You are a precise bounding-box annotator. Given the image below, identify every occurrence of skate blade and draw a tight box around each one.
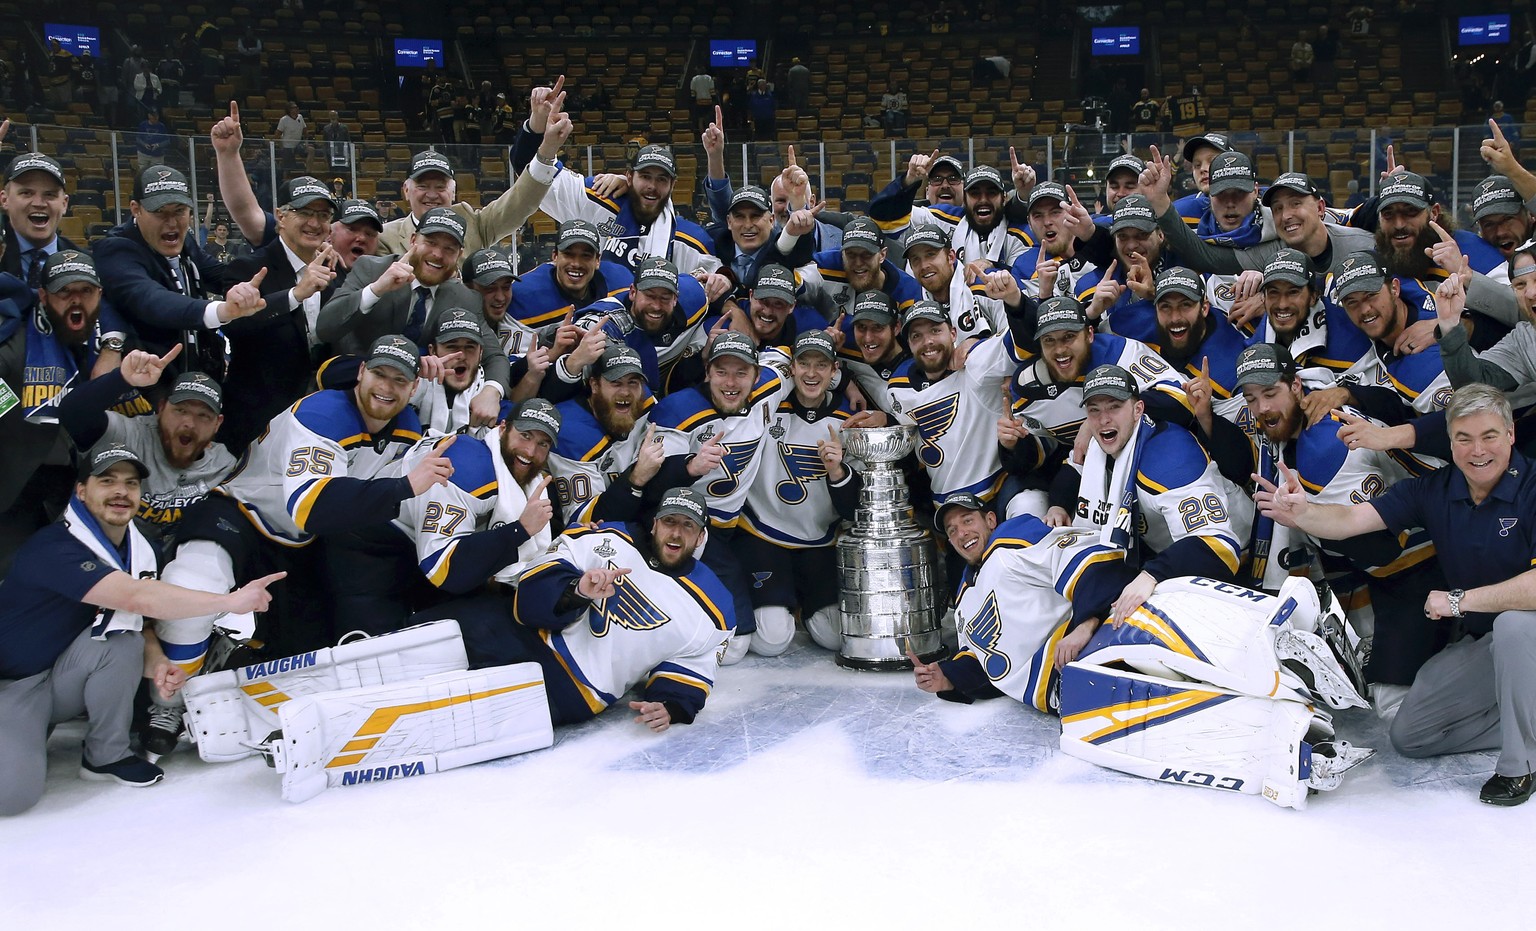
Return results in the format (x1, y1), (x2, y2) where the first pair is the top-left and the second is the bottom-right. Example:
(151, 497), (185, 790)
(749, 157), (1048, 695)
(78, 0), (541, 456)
(1276, 629), (1369, 710)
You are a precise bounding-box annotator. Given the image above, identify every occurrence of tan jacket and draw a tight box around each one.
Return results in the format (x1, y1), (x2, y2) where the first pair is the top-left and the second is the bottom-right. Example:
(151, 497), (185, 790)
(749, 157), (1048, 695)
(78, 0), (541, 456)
(378, 166), (550, 262)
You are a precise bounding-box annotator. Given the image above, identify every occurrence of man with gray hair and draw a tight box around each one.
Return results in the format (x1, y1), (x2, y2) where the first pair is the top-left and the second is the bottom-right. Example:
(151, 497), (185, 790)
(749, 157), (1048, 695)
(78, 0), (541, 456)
(1257, 382), (1536, 806)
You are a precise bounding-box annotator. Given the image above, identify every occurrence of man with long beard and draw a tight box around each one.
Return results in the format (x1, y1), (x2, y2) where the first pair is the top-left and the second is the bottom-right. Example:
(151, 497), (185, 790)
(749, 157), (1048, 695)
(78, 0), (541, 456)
(1372, 172), (1506, 285)
(548, 345), (667, 524)
(870, 160), (1032, 270)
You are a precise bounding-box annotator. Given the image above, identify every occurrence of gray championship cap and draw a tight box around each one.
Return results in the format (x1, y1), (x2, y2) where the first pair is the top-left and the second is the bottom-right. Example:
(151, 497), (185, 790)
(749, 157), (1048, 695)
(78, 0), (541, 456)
(1154, 266), (1205, 303)
(166, 371), (223, 414)
(1105, 154), (1145, 181)
(41, 250), (101, 291)
(841, 217), (885, 254)
(365, 334), (421, 378)
(1262, 248), (1314, 288)
(1262, 173), (1321, 206)
(930, 155), (965, 179)
(901, 299), (949, 333)
(1026, 181), (1070, 211)
(635, 257), (680, 293)
(416, 207), (466, 245)
(1206, 151), (1257, 196)
(707, 329), (759, 365)
(655, 486), (708, 527)
(729, 185), (771, 213)
(851, 290), (898, 325)
(430, 309), (484, 343)
(1377, 171), (1433, 211)
(1082, 363), (1138, 401)
(407, 150), (455, 180)
(1330, 252), (1388, 303)
(1181, 132), (1232, 162)
(903, 225), (951, 254)
(511, 397), (562, 440)
(753, 264), (798, 304)
(597, 344), (646, 382)
(282, 176), (337, 211)
(1472, 175), (1523, 221)
(1110, 194), (1158, 233)
(935, 492), (990, 532)
(336, 198), (384, 230)
(632, 144), (677, 177)
(465, 248), (517, 286)
(1035, 296), (1090, 336)
(1233, 343), (1298, 389)
(964, 165), (1005, 192)
(80, 442), (150, 481)
(556, 219), (602, 252)
(792, 329), (837, 360)
(6, 151), (66, 186)
(135, 165), (195, 211)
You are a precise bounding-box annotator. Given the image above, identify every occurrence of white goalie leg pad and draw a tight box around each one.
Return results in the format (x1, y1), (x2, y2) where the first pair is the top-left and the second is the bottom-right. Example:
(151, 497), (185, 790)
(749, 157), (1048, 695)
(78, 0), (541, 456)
(750, 607), (796, 657)
(267, 662), (553, 804)
(157, 540), (239, 675)
(805, 607), (842, 652)
(182, 620), (469, 763)
(1058, 660), (1360, 810)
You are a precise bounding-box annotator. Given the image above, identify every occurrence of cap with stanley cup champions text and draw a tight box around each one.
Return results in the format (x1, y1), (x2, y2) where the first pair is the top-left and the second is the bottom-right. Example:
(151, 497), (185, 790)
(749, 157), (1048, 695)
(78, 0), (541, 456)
(635, 257), (680, 293)
(79, 442), (150, 481)
(840, 217), (885, 254)
(1035, 296), (1090, 336)
(1026, 181), (1070, 211)
(1262, 173), (1321, 206)
(1206, 151), (1257, 196)
(429, 309), (484, 343)
(407, 150), (455, 181)
(510, 397), (562, 440)
(1082, 363), (1138, 401)
(655, 486), (708, 527)
(1110, 194), (1158, 233)
(1262, 247), (1315, 288)
(465, 248), (517, 286)
(365, 334), (421, 378)
(282, 176), (336, 212)
(707, 329), (759, 365)
(6, 151), (66, 186)
(416, 207), (466, 245)
(135, 165), (194, 212)
(336, 198), (383, 230)
(1181, 132), (1232, 162)
(851, 290), (898, 324)
(792, 329), (837, 360)
(166, 371), (223, 414)
(1377, 171), (1433, 211)
(557, 218), (602, 253)
(1471, 175), (1523, 222)
(632, 144), (677, 177)
(752, 264), (797, 304)
(935, 492), (991, 532)
(729, 185), (772, 213)
(597, 344), (647, 382)
(903, 225), (951, 254)
(902, 299), (950, 333)
(1330, 251), (1388, 303)
(1154, 266), (1205, 303)
(42, 250), (101, 291)
(1105, 154), (1145, 181)
(964, 165), (1005, 192)
(1233, 343), (1298, 389)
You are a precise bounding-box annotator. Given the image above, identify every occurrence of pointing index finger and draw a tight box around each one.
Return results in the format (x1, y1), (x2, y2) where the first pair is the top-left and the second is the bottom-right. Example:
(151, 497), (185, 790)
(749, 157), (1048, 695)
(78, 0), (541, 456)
(1429, 220), (1454, 245)
(714, 104), (723, 126)
(786, 144), (796, 167)
(436, 434), (458, 454)
(230, 101), (240, 122)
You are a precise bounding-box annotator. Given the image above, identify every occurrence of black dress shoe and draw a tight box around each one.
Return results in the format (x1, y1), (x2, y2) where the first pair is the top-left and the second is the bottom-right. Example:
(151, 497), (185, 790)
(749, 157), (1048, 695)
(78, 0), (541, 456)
(1479, 772), (1534, 806)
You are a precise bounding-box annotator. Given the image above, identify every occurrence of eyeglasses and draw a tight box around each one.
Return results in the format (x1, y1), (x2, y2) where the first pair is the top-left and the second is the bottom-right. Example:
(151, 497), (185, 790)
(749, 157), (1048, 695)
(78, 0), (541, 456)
(288, 207), (335, 222)
(929, 175), (963, 186)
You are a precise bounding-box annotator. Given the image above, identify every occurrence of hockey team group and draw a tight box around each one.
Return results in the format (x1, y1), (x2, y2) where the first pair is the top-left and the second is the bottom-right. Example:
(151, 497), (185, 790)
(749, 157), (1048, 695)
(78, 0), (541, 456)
(3, 80), (1535, 815)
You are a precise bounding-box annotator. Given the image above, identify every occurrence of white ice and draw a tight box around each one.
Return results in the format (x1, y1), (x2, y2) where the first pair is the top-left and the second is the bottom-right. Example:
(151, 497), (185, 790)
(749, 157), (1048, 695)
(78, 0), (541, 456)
(4, 637), (1531, 927)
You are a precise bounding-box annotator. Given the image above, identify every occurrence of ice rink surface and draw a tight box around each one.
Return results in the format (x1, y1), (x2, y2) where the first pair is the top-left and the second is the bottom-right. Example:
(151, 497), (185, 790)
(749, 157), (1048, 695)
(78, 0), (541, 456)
(5, 636), (1532, 928)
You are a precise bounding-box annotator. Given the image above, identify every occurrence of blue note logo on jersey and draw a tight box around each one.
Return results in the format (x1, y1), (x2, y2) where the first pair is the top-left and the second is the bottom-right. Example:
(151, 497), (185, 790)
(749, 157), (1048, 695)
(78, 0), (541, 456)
(909, 393), (962, 469)
(590, 562), (671, 636)
(965, 591), (1011, 680)
(774, 442), (828, 504)
(704, 441), (760, 498)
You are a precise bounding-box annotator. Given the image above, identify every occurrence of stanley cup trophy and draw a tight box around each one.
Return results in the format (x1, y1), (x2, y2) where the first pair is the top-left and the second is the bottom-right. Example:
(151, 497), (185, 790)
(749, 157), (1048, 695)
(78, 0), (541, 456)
(836, 425), (944, 670)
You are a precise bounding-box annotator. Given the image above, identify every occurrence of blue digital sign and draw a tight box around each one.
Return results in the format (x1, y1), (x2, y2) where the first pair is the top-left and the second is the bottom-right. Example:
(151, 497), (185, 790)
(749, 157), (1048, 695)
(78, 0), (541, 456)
(1091, 27), (1141, 56)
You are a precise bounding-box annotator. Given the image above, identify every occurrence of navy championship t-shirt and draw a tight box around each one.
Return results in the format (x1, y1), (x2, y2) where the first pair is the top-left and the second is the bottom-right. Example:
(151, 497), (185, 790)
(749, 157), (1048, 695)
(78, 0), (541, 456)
(0, 524), (124, 679)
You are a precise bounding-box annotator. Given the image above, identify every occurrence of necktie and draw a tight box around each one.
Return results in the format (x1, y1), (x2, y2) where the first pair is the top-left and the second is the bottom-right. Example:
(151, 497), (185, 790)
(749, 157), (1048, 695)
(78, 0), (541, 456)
(403, 287), (429, 344)
(733, 253), (753, 282)
(24, 249), (44, 288)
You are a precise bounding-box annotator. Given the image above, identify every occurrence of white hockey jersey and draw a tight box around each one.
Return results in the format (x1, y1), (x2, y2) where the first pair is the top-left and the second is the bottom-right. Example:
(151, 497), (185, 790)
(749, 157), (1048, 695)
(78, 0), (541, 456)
(952, 517), (1127, 711)
(514, 524), (735, 718)
(216, 390), (423, 546)
(1011, 332), (1188, 446)
(741, 396), (856, 547)
(547, 394), (655, 524)
(889, 332), (1028, 505)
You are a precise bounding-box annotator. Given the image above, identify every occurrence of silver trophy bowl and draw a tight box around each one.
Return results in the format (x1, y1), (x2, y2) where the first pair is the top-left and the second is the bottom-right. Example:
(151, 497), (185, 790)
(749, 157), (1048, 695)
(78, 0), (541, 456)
(835, 425), (944, 670)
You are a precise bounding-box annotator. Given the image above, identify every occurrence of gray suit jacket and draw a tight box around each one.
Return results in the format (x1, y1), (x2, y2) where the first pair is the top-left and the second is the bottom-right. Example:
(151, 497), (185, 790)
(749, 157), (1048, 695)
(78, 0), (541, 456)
(317, 255), (512, 391)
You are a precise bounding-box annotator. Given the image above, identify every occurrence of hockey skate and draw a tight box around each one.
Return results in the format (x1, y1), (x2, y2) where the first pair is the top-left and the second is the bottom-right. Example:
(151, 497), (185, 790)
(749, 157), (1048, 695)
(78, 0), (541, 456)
(1273, 628), (1369, 710)
(1313, 582), (1370, 700)
(1306, 740), (1375, 792)
(139, 703), (184, 761)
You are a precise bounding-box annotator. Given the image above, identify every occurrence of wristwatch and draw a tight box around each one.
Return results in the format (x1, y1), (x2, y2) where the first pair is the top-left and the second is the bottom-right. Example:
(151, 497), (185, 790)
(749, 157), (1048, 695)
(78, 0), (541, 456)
(1447, 589), (1465, 618)
(100, 336), (126, 353)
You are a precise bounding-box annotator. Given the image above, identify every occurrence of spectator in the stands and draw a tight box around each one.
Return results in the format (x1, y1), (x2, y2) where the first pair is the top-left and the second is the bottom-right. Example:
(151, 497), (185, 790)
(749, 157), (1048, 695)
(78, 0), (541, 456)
(882, 84), (909, 136)
(749, 79), (777, 141)
(276, 102), (307, 174)
(135, 110), (172, 173)
(236, 27), (263, 94)
(132, 62), (162, 118)
(1290, 32), (1315, 82)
